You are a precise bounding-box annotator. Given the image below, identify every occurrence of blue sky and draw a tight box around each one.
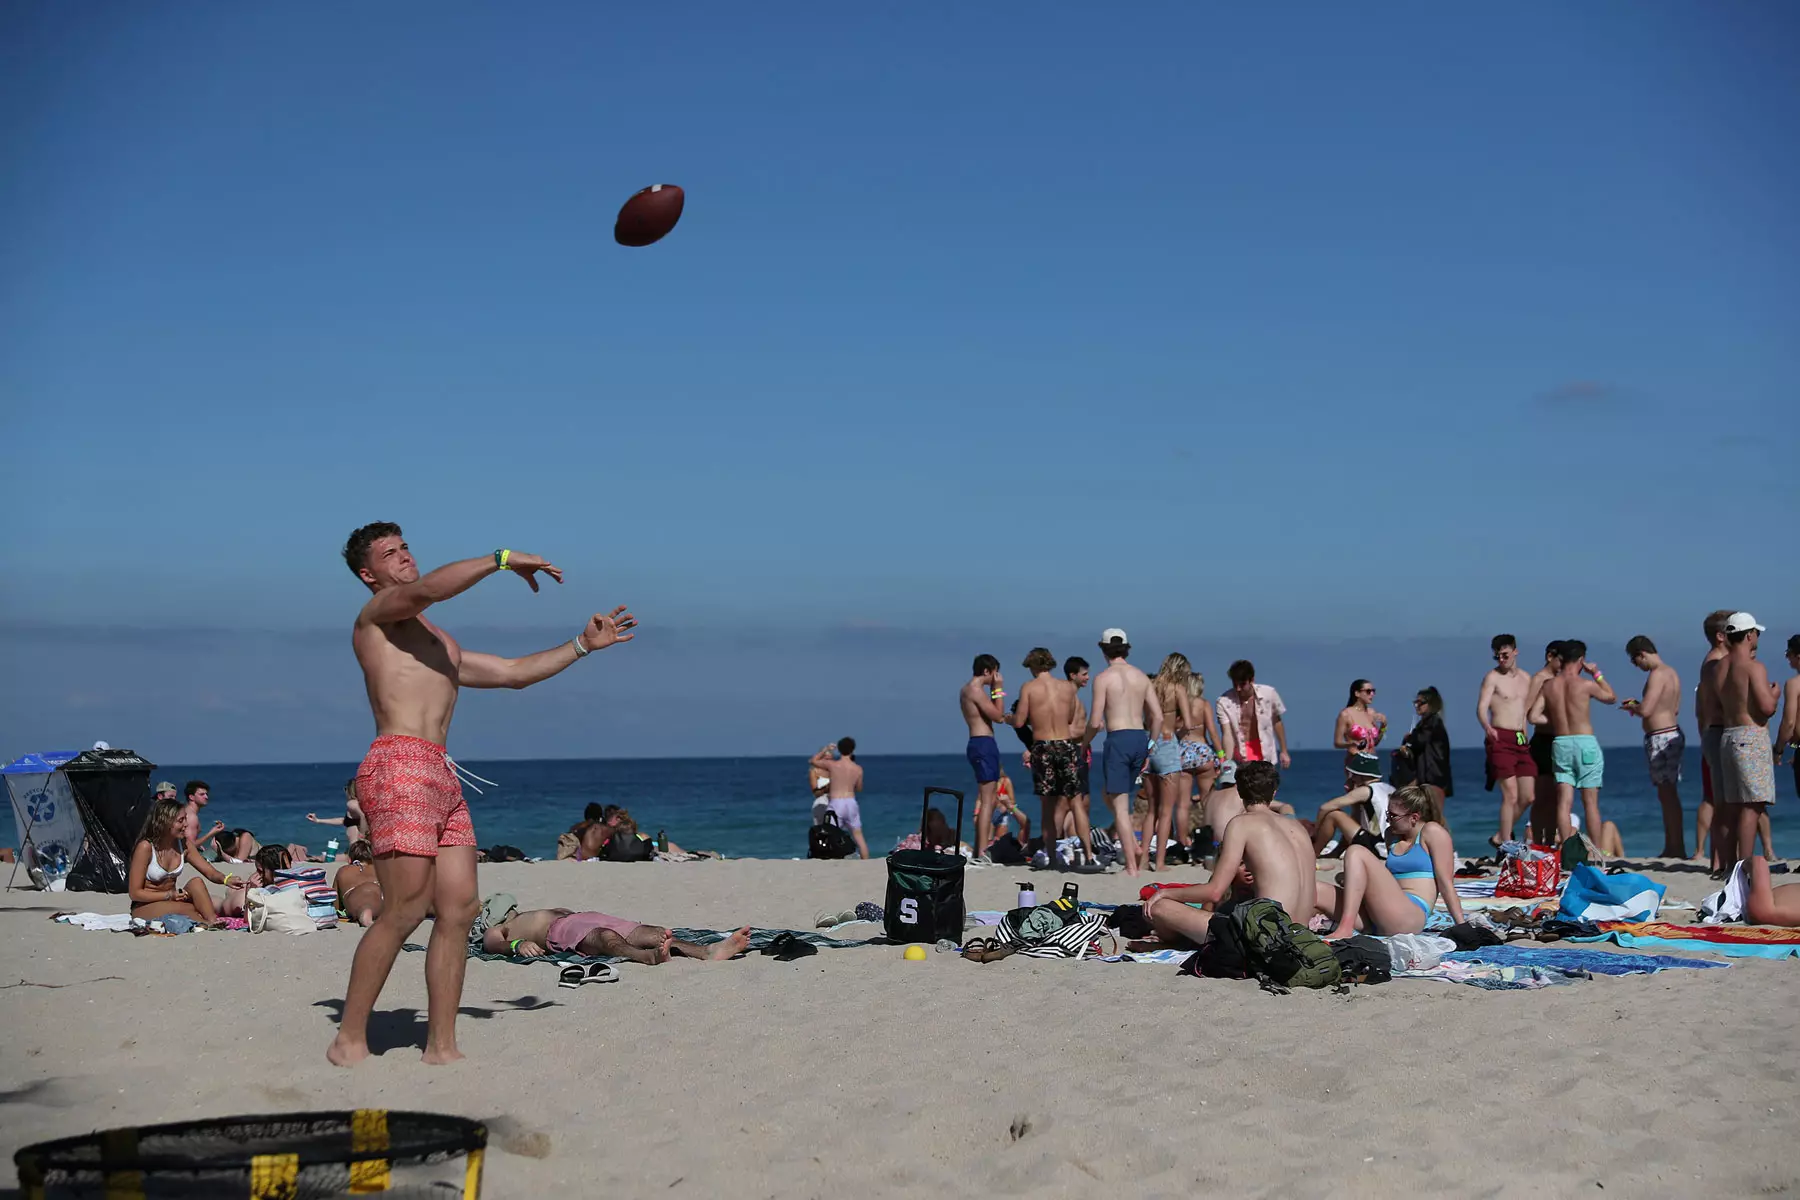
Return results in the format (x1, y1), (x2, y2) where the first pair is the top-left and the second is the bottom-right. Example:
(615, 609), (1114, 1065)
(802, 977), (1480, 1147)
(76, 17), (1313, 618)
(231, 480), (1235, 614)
(3, 3), (1796, 761)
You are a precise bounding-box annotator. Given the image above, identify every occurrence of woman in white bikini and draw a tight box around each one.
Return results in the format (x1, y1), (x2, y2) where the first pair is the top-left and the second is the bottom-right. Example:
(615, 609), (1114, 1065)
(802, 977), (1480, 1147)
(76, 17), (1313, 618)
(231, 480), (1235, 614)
(127, 798), (225, 925)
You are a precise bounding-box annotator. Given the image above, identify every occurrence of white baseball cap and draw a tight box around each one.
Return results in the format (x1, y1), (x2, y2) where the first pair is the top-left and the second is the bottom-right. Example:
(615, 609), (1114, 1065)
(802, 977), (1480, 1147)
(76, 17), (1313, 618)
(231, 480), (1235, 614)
(1724, 612), (1766, 634)
(1099, 627), (1129, 646)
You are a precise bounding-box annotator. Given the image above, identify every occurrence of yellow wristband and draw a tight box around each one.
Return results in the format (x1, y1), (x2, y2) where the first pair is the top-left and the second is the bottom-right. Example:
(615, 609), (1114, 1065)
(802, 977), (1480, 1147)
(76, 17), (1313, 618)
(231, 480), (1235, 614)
(496, 549), (511, 571)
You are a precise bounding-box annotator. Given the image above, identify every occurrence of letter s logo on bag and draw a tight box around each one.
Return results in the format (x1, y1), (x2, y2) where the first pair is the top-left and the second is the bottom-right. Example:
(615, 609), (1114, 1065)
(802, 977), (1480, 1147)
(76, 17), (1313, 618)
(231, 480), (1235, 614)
(899, 897), (919, 924)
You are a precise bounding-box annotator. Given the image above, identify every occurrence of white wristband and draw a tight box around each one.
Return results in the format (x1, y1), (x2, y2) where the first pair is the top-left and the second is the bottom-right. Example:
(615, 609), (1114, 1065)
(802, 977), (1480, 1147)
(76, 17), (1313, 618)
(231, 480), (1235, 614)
(571, 635), (589, 659)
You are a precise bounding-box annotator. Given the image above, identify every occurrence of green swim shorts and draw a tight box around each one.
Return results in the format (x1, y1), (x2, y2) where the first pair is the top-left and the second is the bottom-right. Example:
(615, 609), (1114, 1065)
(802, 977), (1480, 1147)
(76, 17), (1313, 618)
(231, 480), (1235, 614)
(1551, 734), (1604, 789)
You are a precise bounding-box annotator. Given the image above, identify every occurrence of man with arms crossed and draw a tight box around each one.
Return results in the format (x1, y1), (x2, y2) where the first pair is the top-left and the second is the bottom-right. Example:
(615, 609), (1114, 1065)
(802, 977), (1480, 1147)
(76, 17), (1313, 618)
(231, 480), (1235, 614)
(1015, 648), (1091, 867)
(328, 523), (636, 1067)
(1530, 639), (1616, 846)
(1620, 636), (1688, 858)
(960, 655), (1013, 862)
(1705, 613), (1779, 869)
(1142, 763), (1317, 944)
(1477, 634), (1535, 847)
(1085, 629), (1162, 877)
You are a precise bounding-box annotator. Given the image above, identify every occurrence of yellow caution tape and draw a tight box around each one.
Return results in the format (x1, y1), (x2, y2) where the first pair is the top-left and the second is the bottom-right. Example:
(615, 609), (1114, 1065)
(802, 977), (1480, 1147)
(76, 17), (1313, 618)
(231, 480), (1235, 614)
(349, 1108), (392, 1193)
(248, 1152), (299, 1200)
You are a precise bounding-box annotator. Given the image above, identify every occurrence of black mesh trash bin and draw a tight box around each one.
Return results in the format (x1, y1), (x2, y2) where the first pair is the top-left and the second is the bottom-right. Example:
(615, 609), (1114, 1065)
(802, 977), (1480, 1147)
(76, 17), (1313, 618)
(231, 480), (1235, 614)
(14, 1109), (486, 1199)
(884, 787), (967, 943)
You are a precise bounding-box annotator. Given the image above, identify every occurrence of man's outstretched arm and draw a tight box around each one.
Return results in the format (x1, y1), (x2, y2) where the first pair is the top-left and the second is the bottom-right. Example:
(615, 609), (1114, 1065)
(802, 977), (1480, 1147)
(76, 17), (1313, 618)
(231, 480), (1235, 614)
(359, 551), (563, 627)
(461, 607), (637, 690)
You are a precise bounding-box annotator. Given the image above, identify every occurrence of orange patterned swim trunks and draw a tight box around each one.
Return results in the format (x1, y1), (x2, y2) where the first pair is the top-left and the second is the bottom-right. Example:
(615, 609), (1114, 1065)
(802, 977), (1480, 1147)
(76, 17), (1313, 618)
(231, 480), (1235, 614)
(355, 734), (476, 857)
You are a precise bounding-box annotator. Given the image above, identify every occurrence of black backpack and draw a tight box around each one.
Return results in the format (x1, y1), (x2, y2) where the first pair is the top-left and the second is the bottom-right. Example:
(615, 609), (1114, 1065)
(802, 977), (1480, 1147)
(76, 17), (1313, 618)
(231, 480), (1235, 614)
(808, 812), (857, 860)
(604, 832), (655, 862)
(1331, 934), (1392, 984)
(884, 788), (967, 943)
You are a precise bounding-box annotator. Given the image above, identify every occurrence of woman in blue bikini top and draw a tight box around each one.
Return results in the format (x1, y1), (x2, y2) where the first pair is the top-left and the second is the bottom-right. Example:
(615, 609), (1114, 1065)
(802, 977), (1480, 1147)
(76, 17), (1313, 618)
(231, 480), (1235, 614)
(1321, 784), (1466, 941)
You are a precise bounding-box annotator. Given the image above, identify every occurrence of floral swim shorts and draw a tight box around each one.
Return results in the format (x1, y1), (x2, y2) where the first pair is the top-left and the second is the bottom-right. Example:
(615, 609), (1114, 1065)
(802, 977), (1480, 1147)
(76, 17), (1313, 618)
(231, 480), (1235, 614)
(355, 734), (476, 857)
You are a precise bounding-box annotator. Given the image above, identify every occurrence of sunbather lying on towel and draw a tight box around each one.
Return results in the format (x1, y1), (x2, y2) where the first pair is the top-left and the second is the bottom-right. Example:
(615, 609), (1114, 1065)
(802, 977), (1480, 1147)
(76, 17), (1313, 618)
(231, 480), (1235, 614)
(1746, 857), (1800, 926)
(480, 908), (751, 964)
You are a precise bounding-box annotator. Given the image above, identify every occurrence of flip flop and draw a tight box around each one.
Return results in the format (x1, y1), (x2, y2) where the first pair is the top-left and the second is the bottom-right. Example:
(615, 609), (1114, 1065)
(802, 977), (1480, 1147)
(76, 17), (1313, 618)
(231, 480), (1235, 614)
(557, 965), (585, 989)
(760, 932), (819, 962)
(960, 937), (994, 962)
(582, 963), (620, 984)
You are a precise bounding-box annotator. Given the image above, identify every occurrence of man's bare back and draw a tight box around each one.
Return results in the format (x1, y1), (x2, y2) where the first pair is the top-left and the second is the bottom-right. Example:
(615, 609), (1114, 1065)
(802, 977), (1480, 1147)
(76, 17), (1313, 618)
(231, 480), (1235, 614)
(1714, 650), (1775, 729)
(1480, 666), (1529, 731)
(1017, 674), (1076, 741)
(823, 755), (862, 800)
(1092, 661), (1157, 735)
(1542, 671), (1601, 736)
(1213, 809), (1308, 920)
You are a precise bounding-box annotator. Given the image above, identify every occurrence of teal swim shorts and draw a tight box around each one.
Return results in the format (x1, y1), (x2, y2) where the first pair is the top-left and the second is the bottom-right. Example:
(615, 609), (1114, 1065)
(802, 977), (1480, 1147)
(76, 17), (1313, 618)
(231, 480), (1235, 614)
(1551, 734), (1604, 789)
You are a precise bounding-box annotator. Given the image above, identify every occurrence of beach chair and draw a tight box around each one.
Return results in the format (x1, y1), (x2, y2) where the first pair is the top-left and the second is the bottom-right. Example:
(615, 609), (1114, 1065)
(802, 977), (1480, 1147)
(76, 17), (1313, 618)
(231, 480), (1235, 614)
(884, 787), (966, 944)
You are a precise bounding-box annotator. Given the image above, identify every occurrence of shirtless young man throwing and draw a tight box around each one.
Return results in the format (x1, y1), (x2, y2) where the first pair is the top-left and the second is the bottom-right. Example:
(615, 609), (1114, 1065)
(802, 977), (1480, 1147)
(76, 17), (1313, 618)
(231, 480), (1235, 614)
(1142, 763), (1317, 945)
(1014, 648), (1091, 865)
(1476, 634), (1535, 847)
(1530, 639), (1616, 845)
(327, 523), (636, 1067)
(1084, 629), (1162, 877)
(1621, 635), (1688, 858)
(1704, 613), (1779, 868)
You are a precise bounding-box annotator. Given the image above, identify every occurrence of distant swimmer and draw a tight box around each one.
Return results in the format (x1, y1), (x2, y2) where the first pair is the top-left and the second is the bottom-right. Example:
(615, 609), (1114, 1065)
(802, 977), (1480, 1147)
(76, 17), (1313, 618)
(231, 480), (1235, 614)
(960, 654), (1013, 862)
(1620, 636), (1689, 858)
(1085, 629), (1162, 877)
(1476, 635), (1534, 847)
(327, 522), (636, 1068)
(1530, 639), (1616, 846)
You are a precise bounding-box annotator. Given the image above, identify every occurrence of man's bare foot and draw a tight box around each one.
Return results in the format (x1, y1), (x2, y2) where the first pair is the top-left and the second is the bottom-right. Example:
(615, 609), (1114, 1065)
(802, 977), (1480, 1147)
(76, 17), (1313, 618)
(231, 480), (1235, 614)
(326, 1035), (369, 1068)
(1322, 928), (1355, 942)
(656, 930), (675, 963)
(421, 1044), (464, 1066)
(707, 926), (752, 960)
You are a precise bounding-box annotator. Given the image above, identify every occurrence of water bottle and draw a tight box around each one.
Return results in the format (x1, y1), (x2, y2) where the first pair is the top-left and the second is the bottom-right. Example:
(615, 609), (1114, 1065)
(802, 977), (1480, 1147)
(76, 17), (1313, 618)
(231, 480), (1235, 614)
(326, 837), (340, 858)
(656, 830), (668, 853)
(1016, 882), (1036, 908)
(1061, 882), (1080, 905)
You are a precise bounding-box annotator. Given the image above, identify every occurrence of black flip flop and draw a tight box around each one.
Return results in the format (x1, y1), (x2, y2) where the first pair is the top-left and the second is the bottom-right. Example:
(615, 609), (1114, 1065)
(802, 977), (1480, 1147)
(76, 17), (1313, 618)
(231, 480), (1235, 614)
(761, 932), (819, 962)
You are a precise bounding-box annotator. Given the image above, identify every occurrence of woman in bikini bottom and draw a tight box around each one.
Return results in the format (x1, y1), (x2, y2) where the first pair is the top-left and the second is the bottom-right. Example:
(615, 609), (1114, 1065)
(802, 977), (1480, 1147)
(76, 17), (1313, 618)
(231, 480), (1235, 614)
(1322, 784), (1465, 940)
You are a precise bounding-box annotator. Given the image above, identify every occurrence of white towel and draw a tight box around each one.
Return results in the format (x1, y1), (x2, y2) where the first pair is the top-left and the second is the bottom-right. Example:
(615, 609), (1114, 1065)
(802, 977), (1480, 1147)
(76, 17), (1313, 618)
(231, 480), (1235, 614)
(1698, 860), (1748, 924)
(55, 912), (135, 932)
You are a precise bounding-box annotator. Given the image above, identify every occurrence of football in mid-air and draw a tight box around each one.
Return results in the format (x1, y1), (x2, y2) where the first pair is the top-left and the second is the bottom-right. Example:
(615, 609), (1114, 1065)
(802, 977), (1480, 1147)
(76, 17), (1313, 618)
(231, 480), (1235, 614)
(613, 184), (684, 247)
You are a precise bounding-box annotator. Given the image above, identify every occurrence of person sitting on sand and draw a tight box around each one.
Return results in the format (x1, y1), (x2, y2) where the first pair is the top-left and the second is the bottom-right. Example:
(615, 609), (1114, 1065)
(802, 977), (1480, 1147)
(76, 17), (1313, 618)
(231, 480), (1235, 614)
(1143, 763), (1319, 947)
(1321, 784), (1466, 940)
(334, 841), (384, 927)
(219, 844), (297, 917)
(1311, 761), (1394, 858)
(481, 908), (751, 964)
(128, 798), (225, 925)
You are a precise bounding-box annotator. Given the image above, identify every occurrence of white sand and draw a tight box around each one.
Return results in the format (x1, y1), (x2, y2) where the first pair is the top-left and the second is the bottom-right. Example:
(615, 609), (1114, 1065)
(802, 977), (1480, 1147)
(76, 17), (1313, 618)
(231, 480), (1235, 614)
(4, 857), (1799, 1198)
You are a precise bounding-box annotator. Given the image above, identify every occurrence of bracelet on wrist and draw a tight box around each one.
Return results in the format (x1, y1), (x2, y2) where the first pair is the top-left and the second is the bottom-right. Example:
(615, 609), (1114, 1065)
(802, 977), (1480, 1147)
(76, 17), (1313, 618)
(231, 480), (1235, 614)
(494, 549), (511, 571)
(571, 634), (589, 659)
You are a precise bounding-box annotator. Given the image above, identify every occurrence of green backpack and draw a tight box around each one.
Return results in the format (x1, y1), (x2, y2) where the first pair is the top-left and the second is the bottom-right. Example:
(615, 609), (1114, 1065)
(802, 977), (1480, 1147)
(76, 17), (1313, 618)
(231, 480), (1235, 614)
(1233, 898), (1342, 990)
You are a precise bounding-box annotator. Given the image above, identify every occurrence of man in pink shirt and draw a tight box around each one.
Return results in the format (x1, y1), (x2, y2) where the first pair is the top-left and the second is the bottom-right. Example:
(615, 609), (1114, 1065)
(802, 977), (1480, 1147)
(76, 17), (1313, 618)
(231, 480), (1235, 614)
(1215, 660), (1291, 770)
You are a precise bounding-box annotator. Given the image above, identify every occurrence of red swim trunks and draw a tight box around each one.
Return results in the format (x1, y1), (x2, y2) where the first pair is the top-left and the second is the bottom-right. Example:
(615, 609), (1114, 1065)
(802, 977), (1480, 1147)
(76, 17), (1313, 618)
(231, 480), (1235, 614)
(1239, 738), (1266, 763)
(355, 734), (476, 857)
(1485, 728), (1534, 780)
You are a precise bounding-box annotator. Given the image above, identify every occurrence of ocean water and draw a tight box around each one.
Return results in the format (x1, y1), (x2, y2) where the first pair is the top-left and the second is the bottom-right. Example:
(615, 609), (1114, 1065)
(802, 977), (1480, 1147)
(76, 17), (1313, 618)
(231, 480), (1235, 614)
(146, 746), (1781, 861)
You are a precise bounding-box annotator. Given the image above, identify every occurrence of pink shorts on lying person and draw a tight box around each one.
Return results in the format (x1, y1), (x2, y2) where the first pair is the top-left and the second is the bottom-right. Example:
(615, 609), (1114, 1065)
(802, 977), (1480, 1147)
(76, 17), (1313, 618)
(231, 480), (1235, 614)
(545, 911), (642, 953)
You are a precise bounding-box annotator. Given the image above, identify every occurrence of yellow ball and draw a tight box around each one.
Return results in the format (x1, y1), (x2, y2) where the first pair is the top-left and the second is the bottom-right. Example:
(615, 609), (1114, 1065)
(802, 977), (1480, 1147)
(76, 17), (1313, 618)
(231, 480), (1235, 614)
(903, 944), (928, 961)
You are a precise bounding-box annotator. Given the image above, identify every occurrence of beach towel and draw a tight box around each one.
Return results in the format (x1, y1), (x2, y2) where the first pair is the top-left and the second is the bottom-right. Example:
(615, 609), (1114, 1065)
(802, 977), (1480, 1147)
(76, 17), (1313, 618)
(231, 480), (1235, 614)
(1447, 945), (1727, 976)
(1399, 961), (1579, 990)
(411, 927), (879, 966)
(1571, 920), (1800, 960)
(1558, 865), (1664, 923)
(53, 912), (136, 932)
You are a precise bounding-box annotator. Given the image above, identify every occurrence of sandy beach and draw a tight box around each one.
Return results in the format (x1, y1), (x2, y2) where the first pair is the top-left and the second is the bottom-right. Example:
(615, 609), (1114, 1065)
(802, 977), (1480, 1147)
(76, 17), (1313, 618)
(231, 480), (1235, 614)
(4, 856), (1798, 1199)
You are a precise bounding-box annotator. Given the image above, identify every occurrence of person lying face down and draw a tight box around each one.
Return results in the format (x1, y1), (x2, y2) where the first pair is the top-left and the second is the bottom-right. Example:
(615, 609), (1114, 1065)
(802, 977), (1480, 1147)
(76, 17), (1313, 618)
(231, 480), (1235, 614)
(1144, 763), (1319, 946)
(481, 908), (752, 965)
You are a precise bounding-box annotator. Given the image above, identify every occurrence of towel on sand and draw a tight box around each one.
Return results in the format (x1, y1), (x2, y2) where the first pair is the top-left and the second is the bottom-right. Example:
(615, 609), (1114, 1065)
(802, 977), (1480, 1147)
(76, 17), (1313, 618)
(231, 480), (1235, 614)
(411, 927), (878, 965)
(1447, 945), (1729, 975)
(1572, 921), (1800, 960)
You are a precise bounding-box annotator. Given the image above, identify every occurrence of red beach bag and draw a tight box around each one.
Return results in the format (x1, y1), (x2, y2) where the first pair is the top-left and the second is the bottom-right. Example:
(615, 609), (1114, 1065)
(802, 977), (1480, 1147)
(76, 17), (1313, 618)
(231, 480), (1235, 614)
(1496, 844), (1561, 898)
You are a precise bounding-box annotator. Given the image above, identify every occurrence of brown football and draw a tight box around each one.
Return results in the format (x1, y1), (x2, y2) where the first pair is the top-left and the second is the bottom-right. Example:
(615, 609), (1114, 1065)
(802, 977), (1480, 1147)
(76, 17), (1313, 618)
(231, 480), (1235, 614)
(613, 184), (684, 247)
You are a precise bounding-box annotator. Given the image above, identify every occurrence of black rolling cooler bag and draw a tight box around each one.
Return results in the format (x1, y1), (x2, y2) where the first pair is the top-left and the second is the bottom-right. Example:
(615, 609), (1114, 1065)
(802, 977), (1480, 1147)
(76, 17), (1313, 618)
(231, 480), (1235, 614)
(884, 787), (967, 943)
